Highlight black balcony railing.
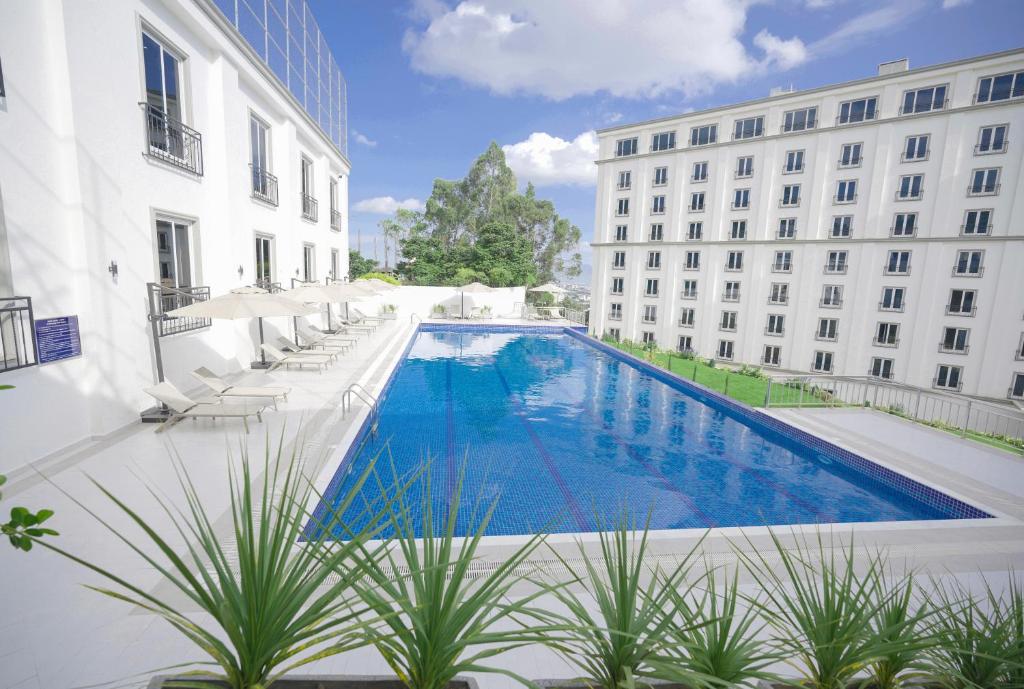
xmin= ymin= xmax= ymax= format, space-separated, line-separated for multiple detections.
xmin=301 ymin=193 xmax=319 ymax=222
xmin=251 ymin=165 xmax=279 ymax=206
xmin=148 ymin=284 xmax=211 ymax=338
xmin=330 ymin=209 xmax=342 ymax=231
xmin=0 ymin=297 xmax=38 ymax=374
xmin=140 ymin=103 xmax=203 ymax=175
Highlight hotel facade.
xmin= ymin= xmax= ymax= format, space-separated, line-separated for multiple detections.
xmin=589 ymin=49 xmax=1024 ymax=402
xmin=0 ymin=0 xmax=350 ymax=468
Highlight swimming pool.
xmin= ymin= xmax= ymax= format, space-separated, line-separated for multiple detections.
xmin=312 ymin=325 xmax=990 ymax=538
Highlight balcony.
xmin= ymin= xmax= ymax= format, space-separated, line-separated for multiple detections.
xmin=301 ymin=194 xmax=319 ymax=222
xmin=330 ymin=209 xmax=342 ymax=232
xmin=837 ymin=157 xmax=863 ymax=169
xmin=894 ymin=190 xmax=924 ymax=202
xmin=607 ymin=312 xmax=622 ymax=321
xmin=879 ymin=300 xmax=906 ymax=312
xmin=764 ymin=327 xmax=784 ymax=337
xmin=819 ymin=298 xmax=842 ymax=309
xmin=148 ymin=284 xmax=212 ymax=337
xmin=975 ymin=140 xmax=1009 ymax=155
xmin=933 ymin=378 xmax=964 ymax=392
xmin=938 ymin=342 xmax=970 ymax=355
xmin=960 ymin=222 xmax=992 ymax=235
xmin=250 ymin=165 xmax=279 ymax=206
xmin=898 ymin=99 xmax=948 ymax=115
xmin=883 ymin=264 xmax=911 ymax=276
xmin=951 ymin=265 xmax=984 ymax=278
xmin=681 ymin=291 xmax=698 ymax=300
xmin=833 ymin=194 xmax=857 ymax=205
xmin=873 ymin=337 xmax=900 ymax=348
xmin=824 ymin=264 xmax=848 ymax=275
xmin=967 ymin=183 xmax=1000 ymax=197
xmin=900 ymin=150 xmax=930 ymax=163
xmin=0 ymin=296 xmax=38 ymax=374
xmin=141 ymin=103 xmax=203 ymax=175
xmin=945 ymin=304 xmax=976 ymax=316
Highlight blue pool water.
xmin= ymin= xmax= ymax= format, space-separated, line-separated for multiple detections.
xmin=312 ymin=326 xmax=989 ymax=537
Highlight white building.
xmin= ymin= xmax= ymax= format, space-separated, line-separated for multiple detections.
xmin=0 ymin=0 xmax=350 ymax=469
xmin=589 ymin=50 xmax=1024 ymax=402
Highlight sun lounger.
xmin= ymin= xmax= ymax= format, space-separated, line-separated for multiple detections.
xmin=301 ymin=323 xmax=365 ymax=344
xmin=191 ymin=367 xmax=290 ymax=409
xmin=260 ymin=344 xmax=332 ymax=373
xmin=144 ymin=381 xmax=266 ymax=433
xmin=351 ymin=307 xmax=385 ymax=324
xmin=275 ymin=337 xmax=344 ymax=361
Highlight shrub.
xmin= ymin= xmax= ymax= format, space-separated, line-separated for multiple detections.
xmin=359 ymin=271 xmax=401 ymax=285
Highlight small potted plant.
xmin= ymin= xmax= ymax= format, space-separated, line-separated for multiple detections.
xmin=378 ymin=304 xmax=398 ymax=320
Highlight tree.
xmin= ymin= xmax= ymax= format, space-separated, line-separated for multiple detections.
xmin=347 ymin=250 xmax=377 ymax=280
xmin=473 ymin=221 xmax=536 ymax=287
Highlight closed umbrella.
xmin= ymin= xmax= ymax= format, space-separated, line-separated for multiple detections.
xmin=459 ymin=281 xmax=494 ymax=318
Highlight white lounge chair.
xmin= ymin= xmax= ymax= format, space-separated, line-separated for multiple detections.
xmin=144 ymin=381 xmax=266 ymax=433
xmin=191 ymin=367 xmax=290 ymax=409
xmin=260 ymin=344 xmax=332 ymax=373
xmin=275 ymin=336 xmax=344 ymax=361
xmin=300 ymin=323 xmax=364 ymax=345
xmin=351 ymin=307 xmax=385 ymax=324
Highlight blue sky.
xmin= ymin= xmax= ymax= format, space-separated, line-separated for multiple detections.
xmin=308 ymin=0 xmax=1023 ymax=283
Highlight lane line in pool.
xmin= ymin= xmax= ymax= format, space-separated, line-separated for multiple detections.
xmin=492 ymin=363 xmax=590 ymax=533
xmin=445 ymin=358 xmax=457 ymax=504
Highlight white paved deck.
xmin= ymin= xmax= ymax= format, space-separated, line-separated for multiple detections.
xmin=0 ymin=327 xmax=1022 ymax=689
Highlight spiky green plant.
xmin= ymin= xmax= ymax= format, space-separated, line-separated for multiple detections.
xmin=649 ymin=562 xmax=779 ymax=688
xmin=34 ymin=437 xmax=411 ymax=689
xmin=539 ymin=516 xmax=711 ymax=689
xmin=866 ymin=569 xmax=936 ymax=689
xmin=349 ymin=467 xmax=557 ymax=689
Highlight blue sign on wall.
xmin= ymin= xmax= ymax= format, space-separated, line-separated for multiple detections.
xmin=34 ymin=316 xmax=82 ymax=364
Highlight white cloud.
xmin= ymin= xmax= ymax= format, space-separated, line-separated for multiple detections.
xmin=809 ymin=2 xmax=924 ymax=55
xmin=352 ymin=130 xmax=377 ymax=147
xmin=606 ymin=112 xmax=624 ymax=124
xmin=501 ymin=130 xmax=599 ymax=187
xmin=941 ymin=0 xmax=970 ymax=7
xmin=353 ymin=196 xmax=425 ymax=214
xmin=403 ymin=1 xmax=808 ymax=101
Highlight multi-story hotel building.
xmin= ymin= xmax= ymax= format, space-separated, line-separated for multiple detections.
xmin=0 ymin=0 xmax=350 ymax=466
xmin=589 ymin=49 xmax=1024 ymax=402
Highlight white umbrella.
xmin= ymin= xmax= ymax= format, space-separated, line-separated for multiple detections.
xmin=353 ymin=277 xmax=399 ymax=292
xmin=527 ymin=282 xmax=567 ymax=296
xmin=292 ymin=281 xmax=380 ymax=324
xmin=458 ymin=281 xmax=494 ymax=317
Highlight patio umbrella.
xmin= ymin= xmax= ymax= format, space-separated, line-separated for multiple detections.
xmin=527 ymin=282 xmax=567 ymax=296
xmin=353 ymin=277 xmax=399 ymax=292
xmin=287 ymin=281 xmax=379 ymax=325
xmin=167 ymin=286 xmax=318 ymax=366
xmin=458 ymin=281 xmax=494 ymax=318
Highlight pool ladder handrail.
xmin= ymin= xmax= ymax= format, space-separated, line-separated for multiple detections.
xmin=410 ymin=313 xmax=422 ymax=324
xmin=342 ymin=383 xmax=380 ymax=435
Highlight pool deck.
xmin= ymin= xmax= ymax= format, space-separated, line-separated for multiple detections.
xmin=0 ymin=320 xmax=1022 ymax=689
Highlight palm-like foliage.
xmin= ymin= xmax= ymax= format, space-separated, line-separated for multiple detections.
xmin=540 ymin=517 xmax=709 ymax=689
xmin=867 ymin=570 xmax=936 ymax=689
xmin=349 ymin=467 xmax=555 ymax=689
xmin=36 ymin=437 xmax=408 ymax=689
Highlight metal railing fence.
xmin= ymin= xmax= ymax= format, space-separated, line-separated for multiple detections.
xmin=0 ymin=297 xmax=37 ymax=373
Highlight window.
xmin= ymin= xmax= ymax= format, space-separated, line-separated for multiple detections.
xmin=831 ymin=215 xmax=853 ymax=238
xmin=0 ymin=54 xmax=5 ymax=99
xmin=300 ymin=155 xmax=317 ymax=220
xmin=839 ymin=143 xmax=862 ymax=168
xmin=838 ymin=96 xmax=877 ymax=124
xmin=651 ymin=131 xmax=676 ymax=151
xmin=976 ymin=124 xmax=1008 ymax=154
xmin=885 ymin=250 xmax=911 ymax=275
xmin=720 ymin=311 xmax=738 ymax=332
xmin=875 ymin=322 xmax=900 ymax=347
xmin=766 ymin=314 xmax=785 ymax=336
xmin=615 ymin=137 xmax=638 ymax=156
xmin=892 ymin=213 xmax=917 ymax=237
xmin=901 ymin=85 xmax=947 ymax=114
xmin=821 ymin=285 xmax=843 ymax=308
xmin=870 ymin=358 xmax=894 ymax=380
xmin=834 ymin=180 xmax=857 ymax=204
xmin=653 ymin=166 xmax=668 ymax=186
xmin=142 ymin=30 xmax=185 ymax=133
xmin=780 ymin=184 xmax=800 ymax=207
xmin=617 ymin=170 xmax=632 ymax=189
xmin=249 ymin=114 xmax=274 ymax=202
xmin=609 ymin=303 xmax=623 ymax=320
xmin=778 ymin=218 xmax=796 ymax=239
xmin=690 ymin=124 xmax=717 ymax=146
xmin=880 ymin=287 xmax=905 ymax=312
xmin=953 ymin=250 xmax=983 ymax=276
xmin=682 ymin=280 xmax=698 ymax=299
xmin=651 ymin=195 xmax=666 ymax=214
xmin=825 ymin=250 xmax=848 ymax=274
xmin=783 ymin=106 xmax=816 ymax=132
xmin=679 ymin=308 xmax=695 ymax=327
xmin=733 ymin=116 xmax=764 ymax=140
xmin=329 ymin=179 xmax=340 ymax=229
xmin=330 ymin=248 xmax=340 ymax=279
xmin=645 ymin=278 xmax=660 ymax=296
xmin=934 ymin=364 xmax=963 ymax=391
xmin=1011 ymin=373 xmax=1024 ymax=400
xmin=687 ymin=222 xmax=703 ymax=240
xmin=947 ymin=289 xmax=976 ymax=316
xmin=614 ymin=225 xmax=628 ymax=241
xmin=812 ymin=351 xmax=834 ymax=373
xmin=717 ymin=340 xmax=734 ymax=361
xmin=684 ymin=251 xmax=700 ymax=270
xmin=610 ymin=277 xmax=624 ymax=295
xmin=730 ymin=220 xmax=747 ymax=240
xmin=967 ymin=168 xmax=1000 ymax=195
xmin=692 ymin=161 xmax=708 ymax=182
xmin=732 ymin=189 xmax=750 ymax=210
xmin=642 ymin=305 xmax=657 ymax=323
xmin=772 ymin=251 xmax=793 ymax=273
xmin=689 ymin=192 xmax=705 ymax=211
xmin=975 ymin=70 xmax=1024 ymax=103
xmin=302 ymin=243 xmax=316 ymax=282
xmin=939 ymin=327 xmax=970 ymax=353
xmin=784 ymin=150 xmax=804 ymax=174
xmin=769 ymin=283 xmax=789 ymax=305
xmin=254 ymin=233 xmax=273 ymax=284
xmin=606 ymin=328 xmax=621 ymax=341
xmin=616 ymin=198 xmax=630 ymax=216
xmin=962 ymin=209 xmax=992 ymax=235
xmin=896 ymin=174 xmax=923 ymax=200
xmin=647 ymin=251 xmax=661 ymax=269
xmin=726 ymin=251 xmax=744 ymax=271
xmin=642 ymin=331 xmax=656 ymax=345
xmin=155 ymin=218 xmax=194 ymax=289
xmin=903 ymin=134 xmax=929 ymax=162
xmin=1018 ymin=335 xmax=1024 ymax=360
xmin=678 ymin=335 xmax=693 ymax=353
xmin=723 ymin=281 xmax=741 ymax=302
xmin=763 ymin=345 xmax=782 ymax=367
xmin=735 ymin=156 xmax=753 ymax=178
xmin=817 ymin=318 xmax=839 ymax=341
xmin=612 ymin=251 xmax=626 ymax=269
xmin=649 ymin=223 xmax=664 ymax=241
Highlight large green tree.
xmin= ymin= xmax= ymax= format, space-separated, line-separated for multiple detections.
xmin=393 ymin=143 xmax=582 ymax=286
xmin=347 ymin=250 xmax=377 ymax=281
